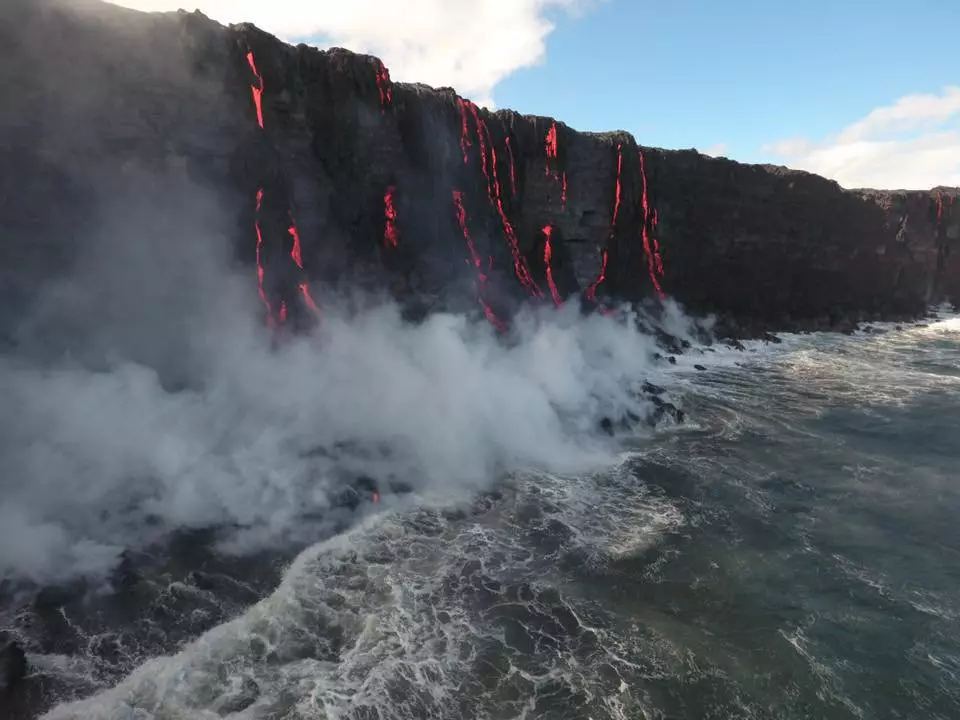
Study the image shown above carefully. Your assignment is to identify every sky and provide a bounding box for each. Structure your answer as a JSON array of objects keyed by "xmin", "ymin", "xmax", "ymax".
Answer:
[{"xmin": 107, "ymin": 0, "xmax": 959, "ymax": 190}]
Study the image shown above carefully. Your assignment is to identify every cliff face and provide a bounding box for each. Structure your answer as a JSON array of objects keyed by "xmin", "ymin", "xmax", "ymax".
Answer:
[{"xmin": 2, "ymin": 0, "xmax": 958, "ymax": 342}]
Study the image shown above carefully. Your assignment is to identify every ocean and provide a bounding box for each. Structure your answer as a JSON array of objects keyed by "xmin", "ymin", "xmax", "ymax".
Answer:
[{"xmin": 3, "ymin": 309, "xmax": 959, "ymax": 720}]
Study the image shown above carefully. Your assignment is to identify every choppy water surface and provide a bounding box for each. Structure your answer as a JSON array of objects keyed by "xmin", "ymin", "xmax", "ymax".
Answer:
[{"xmin": 25, "ymin": 317, "xmax": 960, "ymax": 719}]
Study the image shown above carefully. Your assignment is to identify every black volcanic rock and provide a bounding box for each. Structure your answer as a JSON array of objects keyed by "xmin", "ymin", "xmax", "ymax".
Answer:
[
  {"xmin": 1, "ymin": 0, "xmax": 958, "ymax": 341},
  {"xmin": 0, "ymin": 638, "xmax": 27, "ymax": 694}
]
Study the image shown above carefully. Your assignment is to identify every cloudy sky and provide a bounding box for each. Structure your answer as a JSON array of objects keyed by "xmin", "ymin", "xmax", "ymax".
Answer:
[{"xmin": 108, "ymin": 0, "xmax": 958, "ymax": 190}]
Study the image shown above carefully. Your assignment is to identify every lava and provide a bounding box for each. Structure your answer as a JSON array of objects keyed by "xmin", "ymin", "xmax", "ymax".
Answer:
[
  {"xmin": 456, "ymin": 97, "xmax": 542, "ymax": 299},
  {"xmin": 288, "ymin": 217, "xmax": 303, "ymax": 267},
  {"xmin": 456, "ymin": 98, "xmax": 472, "ymax": 164},
  {"xmin": 245, "ymin": 48, "xmax": 320, "ymax": 324},
  {"xmin": 375, "ymin": 60, "xmax": 393, "ymax": 111},
  {"xmin": 542, "ymin": 225, "xmax": 563, "ymax": 306},
  {"xmin": 505, "ymin": 136, "xmax": 518, "ymax": 197},
  {"xmin": 287, "ymin": 214, "xmax": 320, "ymax": 312},
  {"xmin": 383, "ymin": 185, "xmax": 398, "ymax": 248},
  {"xmin": 245, "ymin": 51, "xmax": 264, "ymax": 129},
  {"xmin": 545, "ymin": 122, "xmax": 558, "ymax": 170},
  {"xmin": 253, "ymin": 188, "xmax": 274, "ymax": 324},
  {"xmin": 452, "ymin": 190, "xmax": 508, "ymax": 331},
  {"xmin": 585, "ymin": 144, "xmax": 623, "ymax": 307},
  {"xmin": 585, "ymin": 249, "xmax": 608, "ymax": 304},
  {"xmin": 638, "ymin": 148, "xmax": 665, "ymax": 299}
]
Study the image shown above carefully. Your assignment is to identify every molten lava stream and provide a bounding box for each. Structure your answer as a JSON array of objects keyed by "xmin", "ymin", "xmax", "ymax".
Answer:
[
  {"xmin": 375, "ymin": 60, "xmax": 393, "ymax": 111},
  {"xmin": 542, "ymin": 225, "xmax": 563, "ymax": 306},
  {"xmin": 638, "ymin": 149, "xmax": 665, "ymax": 300},
  {"xmin": 452, "ymin": 190, "xmax": 508, "ymax": 332},
  {"xmin": 585, "ymin": 144, "xmax": 622, "ymax": 308},
  {"xmin": 456, "ymin": 97, "xmax": 542, "ymax": 299},
  {"xmin": 245, "ymin": 51, "xmax": 264, "ymax": 129},
  {"xmin": 253, "ymin": 188, "xmax": 275, "ymax": 325},
  {"xmin": 287, "ymin": 219, "xmax": 320, "ymax": 314},
  {"xmin": 383, "ymin": 185, "xmax": 398, "ymax": 248}
]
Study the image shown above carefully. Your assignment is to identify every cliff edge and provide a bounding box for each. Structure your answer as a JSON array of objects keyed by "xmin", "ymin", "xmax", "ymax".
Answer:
[{"xmin": 2, "ymin": 0, "xmax": 958, "ymax": 341}]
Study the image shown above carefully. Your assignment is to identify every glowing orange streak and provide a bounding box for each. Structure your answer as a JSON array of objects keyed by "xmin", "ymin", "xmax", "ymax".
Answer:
[
  {"xmin": 585, "ymin": 249, "xmax": 608, "ymax": 304},
  {"xmin": 457, "ymin": 97, "xmax": 542, "ymax": 299},
  {"xmin": 561, "ymin": 172, "xmax": 567, "ymax": 209},
  {"xmin": 505, "ymin": 136, "xmax": 518, "ymax": 197},
  {"xmin": 456, "ymin": 99, "xmax": 472, "ymax": 164},
  {"xmin": 246, "ymin": 51, "xmax": 264, "ymax": 129},
  {"xmin": 286, "ymin": 220, "xmax": 320, "ymax": 313},
  {"xmin": 375, "ymin": 60, "xmax": 393, "ymax": 110},
  {"xmin": 383, "ymin": 185, "xmax": 398, "ymax": 248},
  {"xmin": 612, "ymin": 144, "xmax": 623, "ymax": 226},
  {"xmin": 299, "ymin": 283, "xmax": 320, "ymax": 313},
  {"xmin": 638, "ymin": 149, "xmax": 664, "ymax": 300},
  {"xmin": 466, "ymin": 102, "xmax": 490, "ymax": 191},
  {"xmin": 288, "ymin": 220, "xmax": 303, "ymax": 267},
  {"xmin": 545, "ymin": 122, "xmax": 558, "ymax": 175},
  {"xmin": 586, "ymin": 145, "xmax": 622, "ymax": 307},
  {"xmin": 542, "ymin": 225, "xmax": 563, "ymax": 306},
  {"xmin": 253, "ymin": 189, "xmax": 274, "ymax": 325},
  {"xmin": 452, "ymin": 190, "xmax": 508, "ymax": 332}
]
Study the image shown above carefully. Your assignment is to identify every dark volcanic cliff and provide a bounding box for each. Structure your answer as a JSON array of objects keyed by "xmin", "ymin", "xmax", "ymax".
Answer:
[{"xmin": 2, "ymin": 0, "xmax": 958, "ymax": 342}]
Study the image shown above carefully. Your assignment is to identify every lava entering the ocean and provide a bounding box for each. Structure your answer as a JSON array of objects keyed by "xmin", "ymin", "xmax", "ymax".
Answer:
[
  {"xmin": 638, "ymin": 149, "xmax": 665, "ymax": 300},
  {"xmin": 383, "ymin": 185, "xmax": 398, "ymax": 248},
  {"xmin": 452, "ymin": 190, "xmax": 508, "ymax": 332},
  {"xmin": 542, "ymin": 225, "xmax": 563, "ymax": 306},
  {"xmin": 455, "ymin": 98, "xmax": 542, "ymax": 299}
]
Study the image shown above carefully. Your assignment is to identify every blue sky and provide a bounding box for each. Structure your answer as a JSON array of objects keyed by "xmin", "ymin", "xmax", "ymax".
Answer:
[
  {"xmin": 494, "ymin": 0, "xmax": 957, "ymax": 167},
  {"xmin": 112, "ymin": 0, "xmax": 959, "ymax": 188}
]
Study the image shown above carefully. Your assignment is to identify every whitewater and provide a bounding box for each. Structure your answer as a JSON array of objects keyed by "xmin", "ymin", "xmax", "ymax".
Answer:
[{"xmin": 4, "ymin": 305, "xmax": 958, "ymax": 719}]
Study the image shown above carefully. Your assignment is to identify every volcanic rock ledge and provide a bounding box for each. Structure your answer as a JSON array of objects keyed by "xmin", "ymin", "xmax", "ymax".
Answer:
[{"xmin": 2, "ymin": 0, "xmax": 958, "ymax": 340}]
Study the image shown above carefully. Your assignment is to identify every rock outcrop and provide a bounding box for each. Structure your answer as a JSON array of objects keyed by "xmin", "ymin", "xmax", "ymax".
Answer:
[{"xmin": 2, "ymin": 0, "xmax": 958, "ymax": 342}]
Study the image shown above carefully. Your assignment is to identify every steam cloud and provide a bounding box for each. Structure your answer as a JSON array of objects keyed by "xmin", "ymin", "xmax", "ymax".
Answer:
[{"xmin": 0, "ymin": 166, "xmax": 697, "ymax": 587}]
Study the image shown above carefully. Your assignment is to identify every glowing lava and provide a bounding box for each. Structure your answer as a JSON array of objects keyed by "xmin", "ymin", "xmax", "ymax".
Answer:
[
  {"xmin": 253, "ymin": 189, "xmax": 276, "ymax": 325},
  {"xmin": 585, "ymin": 249, "xmax": 608, "ymax": 305},
  {"xmin": 452, "ymin": 190, "xmax": 508, "ymax": 331},
  {"xmin": 245, "ymin": 48, "xmax": 320, "ymax": 324},
  {"xmin": 456, "ymin": 97, "xmax": 542, "ymax": 299},
  {"xmin": 375, "ymin": 60, "xmax": 393, "ymax": 111},
  {"xmin": 245, "ymin": 51, "xmax": 264, "ymax": 129},
  {"xmin": 287, "ymin": 219, "xmax": 321, "ymax": 312},
  {"xmin": 542, "ymin": 225, "xmax": 563, "ymax": 306},
  {"xmin": 585, "ymin": 144, "xmax": 622, "ymax": 306},
  {"xmin": 505, "ymin": 136, "xmax": 518, "ymax": 197},
  {"xmin": 544, "ymin": 121, "xmax": 567, "ymax": 209},
  {"xmin": 638, "ymin": 149, "xmax": 665, "ymax": 300},
  {"xmin": 383, "ymin": 185, "xmax": 398, "ymax": 248}
]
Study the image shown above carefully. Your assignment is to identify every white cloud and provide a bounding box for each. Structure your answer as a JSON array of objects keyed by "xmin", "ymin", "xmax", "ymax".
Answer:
[
  {"xmin": 702, "ymin": 143, "xmax": 728, "ymax": 158},
  {"xmin": 106, "ymin": 0, "xmax": 593, "ymax": 107},
  {"xmin": 761, "ymin": 86, "xmax": 960, "ymax": 190}
]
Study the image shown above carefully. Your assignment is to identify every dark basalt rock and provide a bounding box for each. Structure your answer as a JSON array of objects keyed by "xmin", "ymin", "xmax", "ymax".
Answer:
[
  {"xmin": 1, "ymin": 0, "xmax": 957, "ymax": 345},
  {"xmin": 0, "ymin": 637, "xmax": 27, "ymax": 694}
]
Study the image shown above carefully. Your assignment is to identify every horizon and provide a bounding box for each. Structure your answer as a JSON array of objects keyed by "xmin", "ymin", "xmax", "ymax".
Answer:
[{"xmin": 105, "ymin": 0, "xmax": 959, "ymax": 191}]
